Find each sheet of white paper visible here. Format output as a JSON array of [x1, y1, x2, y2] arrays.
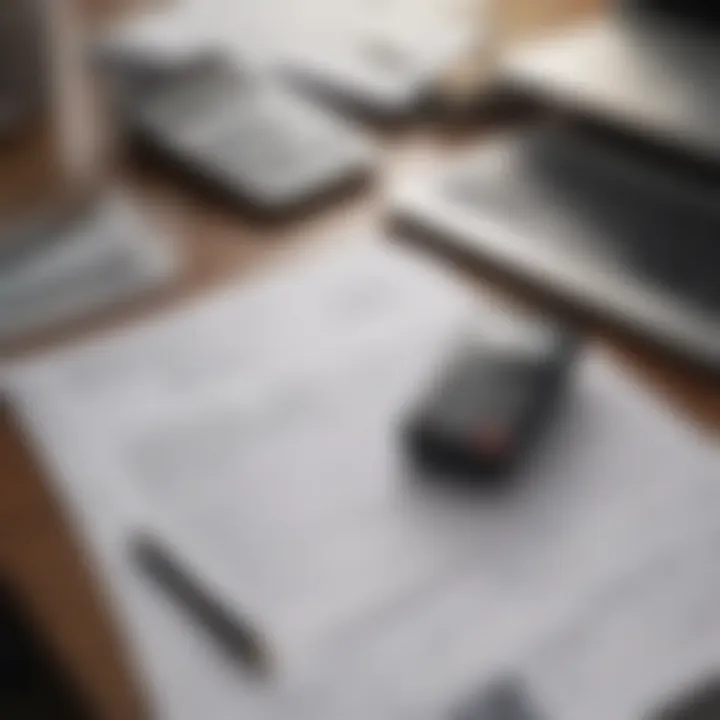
[[135, 0, 477, 72], [4, 238, 718, 719], [524, 526, 720, 720]]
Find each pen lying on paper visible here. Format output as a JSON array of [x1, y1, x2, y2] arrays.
[[131, 536, 270, 675]]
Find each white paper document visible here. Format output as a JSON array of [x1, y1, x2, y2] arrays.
[[4, 238, 718, 719]]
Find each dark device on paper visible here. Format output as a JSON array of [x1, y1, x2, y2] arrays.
[[0, 581, 92, 719], [405, 314, 578, 479]]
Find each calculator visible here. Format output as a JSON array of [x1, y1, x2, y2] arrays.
[[119, 60, 375, 214]]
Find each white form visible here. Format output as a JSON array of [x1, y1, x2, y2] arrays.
[[4, 237, 718, 719]]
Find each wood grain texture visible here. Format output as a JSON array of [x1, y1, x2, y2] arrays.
[[0, 404, 150, 719]]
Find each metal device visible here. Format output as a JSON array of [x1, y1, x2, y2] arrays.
[[393, 125, 720, 372], [501, 0, 720, 167]]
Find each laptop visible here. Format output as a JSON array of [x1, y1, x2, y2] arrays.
[[392, 0, 720, 373], [392, 124, 720, 372], [501, 0, 720, 166]]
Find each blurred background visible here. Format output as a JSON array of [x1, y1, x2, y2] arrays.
[[0, 0, 717, 718]]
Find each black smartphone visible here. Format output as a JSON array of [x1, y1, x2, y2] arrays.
[[0, 580, 93, 719]]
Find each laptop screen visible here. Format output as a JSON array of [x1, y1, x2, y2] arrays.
[[632, 0, 720, 28]]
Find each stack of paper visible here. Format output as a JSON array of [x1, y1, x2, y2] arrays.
[[4, 238, 718, 719]]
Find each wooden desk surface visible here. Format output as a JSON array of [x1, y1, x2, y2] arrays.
[[1, 2, 717, 719]]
